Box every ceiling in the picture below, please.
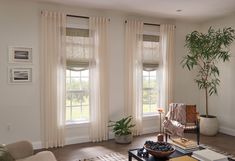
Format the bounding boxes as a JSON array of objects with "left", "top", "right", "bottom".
[{"left": 32, "top": 0, "right": 235, "bottom": 23}]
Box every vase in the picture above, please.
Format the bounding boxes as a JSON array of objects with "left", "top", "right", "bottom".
[{"left": 200, "top": 115, "right": 219, "bottom": 136}]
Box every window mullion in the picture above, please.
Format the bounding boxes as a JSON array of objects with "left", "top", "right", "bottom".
[
  {"left": 70, "top": 70, "right": 73, "bottom": 121},
  {"left": 148, "top": 72, "right": 151, "bottom": 113},
  {"left": 80, "top": 71, "right": 82, "bottom": 114}
]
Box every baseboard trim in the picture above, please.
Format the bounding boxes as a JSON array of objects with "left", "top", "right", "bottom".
[
  {"left": 33, "top": 127, "right": 159, "bottom": 149},
  {"left": 108, "top": 127, "right": 159, "bottom": 139},
  {"left": 65, "top": 136, "right": 90, "bottom": 145},
  {"left": 32, "top": 136, "right": 90, "bottom": 150},
  {"left": 108, "top": 131, "right": 115, "bottom": 139},
  {"left": 32, "top": 141, "right": 42, "bottom": 150},
  {"left": 143, "top": 127, "right": 159, "bottom": 134},
  {"left": 219, "top": 126, "right": 235, "bottom": 136}
]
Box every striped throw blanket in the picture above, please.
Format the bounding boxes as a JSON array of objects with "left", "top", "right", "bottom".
[{"left": 163, "top": 103, "right": 186, "bottom": 137}]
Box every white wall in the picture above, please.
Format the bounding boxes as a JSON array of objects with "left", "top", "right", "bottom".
[
  {"left": 174, "top": 21, "right": 200, "bottom": 105},
  {"left": 173, "top": 14, "right": 235, "bottom": 136},
  {"left": 0, "top": 0, "right": 41, "bottom": 146},
  {"left": 199, "top": 14, "right": 235, "bottom": 136},
  {"left": 0, "top": 0, "right": 200, "bottom": 148}
]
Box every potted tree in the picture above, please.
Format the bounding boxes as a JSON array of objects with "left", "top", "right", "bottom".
[
  {"left": 182, "top": 27, "right": 235, "bottom": 136},
  {"left": 108, "top": 116, "right": 135, "bottom": 144}
]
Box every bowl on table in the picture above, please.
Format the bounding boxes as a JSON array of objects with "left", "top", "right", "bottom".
[{"left": 144, "top": 141, "right": 175, "bottom": 158}]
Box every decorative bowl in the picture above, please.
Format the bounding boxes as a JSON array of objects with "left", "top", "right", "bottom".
[{"left": 144, "top": 142, "right": 175, "bottom": 158}]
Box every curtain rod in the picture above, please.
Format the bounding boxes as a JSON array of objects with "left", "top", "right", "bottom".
[
  {"left": 67, "top": 14, "right": 89, "bottom": 19},
  {"left": 144, "top": 23, "right": 160, "bottom": 27},
  {"left": 124, "top": 20, "right": 160, "bottom": 27},
  {"left": 125, "top": 20, "right": 176, "bottom": 28},
  {"left": 40, "top": 12, "right": 89, "bottom": 19},
  {"left": 67, "top": 14, "right": 110, "bottom": 21}
]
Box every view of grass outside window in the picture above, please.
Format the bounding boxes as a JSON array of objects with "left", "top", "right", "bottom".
[
  {"left": 142, "top": 38, "right": 160, "bottom": 116},
  {"left": 66, "top": 69, "right": 89, "bottom": 123},
  {"left": 143, "top": 70, "right": 159, "bottom": 115}
]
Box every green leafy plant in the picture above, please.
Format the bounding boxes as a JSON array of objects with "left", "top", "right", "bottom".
[
  {"left": 182, "top": 27, "right": 235, "bottom": 117},
  {"left": 108, "top": 116, "right": 135, "bottom": 136}
]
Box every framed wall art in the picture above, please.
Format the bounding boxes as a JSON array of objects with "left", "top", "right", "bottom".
[
  {"left": 8, "top": 67, "right": 32, "bottom": 84},
  {"left": 8, "top": 46, "right": 33, "bottom": 64}
]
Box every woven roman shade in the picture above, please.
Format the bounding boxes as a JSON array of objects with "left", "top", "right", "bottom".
[
  {"left": 143, "top": 63, "right": 159, "bottom": 71},
  {"left": 143, "top": 34, "right": 160, "bottom": 71},
  {"left": 66, "top": 27, "right": 90, "bottom": 71},
  {"left": 66, "top": 60, "right": 89, "bottom": 71},
  {"left": 66, "top": 28, "right": 89, "bottom": 37},
  {"left": 143, "top": 34, "right": 159, "bottom": 42}
]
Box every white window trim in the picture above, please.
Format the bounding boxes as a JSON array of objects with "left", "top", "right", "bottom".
[
  {"left": 142, "top": 35, "right": 161, "bottom": 117},
  {"left": 142, "top": 70, "right": 160, "bottom": 116},
  {"left": 66, "top": 121, "right": 90, "bottom": 128},
  {"left": 142, "top": 113, "right": 160, "bottom": 120},
  {"left": 65, "top": 69, "right": 90, "bottom": 124}
]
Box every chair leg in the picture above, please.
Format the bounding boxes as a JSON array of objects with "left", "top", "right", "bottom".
[{"left": 197, "top": 126, "right": 200, "bottom": 145}]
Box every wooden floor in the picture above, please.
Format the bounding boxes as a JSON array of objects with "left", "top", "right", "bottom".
[{"left": 44, "top": 133, "right": 235, "bottom": 161}]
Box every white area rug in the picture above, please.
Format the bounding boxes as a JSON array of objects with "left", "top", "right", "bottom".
[
  {"left": 82, "top": 153, "right": 127, "bottom": 161},
  {"left": 200, "top": 144, "right": 235, "bottom": 160}
]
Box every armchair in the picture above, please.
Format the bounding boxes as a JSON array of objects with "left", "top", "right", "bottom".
[
  {"left": 164, "top": 104, "right": 200, "bottom": 145},
  {"left": 2, "top": 141, "right": 57, "bottom": 161}
]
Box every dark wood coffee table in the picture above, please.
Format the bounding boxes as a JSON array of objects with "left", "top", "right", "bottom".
[{"left": 128, "top": 148, "right": 235, "bottom": 161}]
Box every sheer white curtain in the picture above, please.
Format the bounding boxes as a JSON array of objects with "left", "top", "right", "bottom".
[
  {"left": 160, "top": 24, "right": 175, "bottom": 111},
  {"left": 124, "top": 20, "right": 143, "bottom": 136},
  {"left": 41, "top": 11, "right": 66, "bottom": 148},
  {"left": 89, "top": 17, "right": 109, "bottom": 142}
]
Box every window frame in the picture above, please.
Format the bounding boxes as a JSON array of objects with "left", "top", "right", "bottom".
[
  {"left": 142, "top": 69, "right": 160, "bottom": 116},
  {"left": 65, "top": 26, "right": 91, "bottom": 125},
  {"left": 65, "top": 69, "right": 90, "bottom": 124},
  {"left": 142, "top": 34, "right": 161, "bottom": 117}
]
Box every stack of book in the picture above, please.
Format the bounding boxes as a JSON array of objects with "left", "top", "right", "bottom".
[
  {"left": 170, "top": 138, "right": 199, "bottom": 154},
  {"left": 170, "top": 156, "right": 197, "bottom": 161},
  {"left": 192, "top": 149, "right": 228, "bottom": 161}
]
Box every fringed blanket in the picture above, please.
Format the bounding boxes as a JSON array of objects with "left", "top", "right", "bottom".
[{"left": 163, "top": 103, "right": 186, "bottom": 137}]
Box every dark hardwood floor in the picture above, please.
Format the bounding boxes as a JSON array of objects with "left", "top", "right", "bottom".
[{"left": 42, "top": 133, "right": 235, "bottom": 161}]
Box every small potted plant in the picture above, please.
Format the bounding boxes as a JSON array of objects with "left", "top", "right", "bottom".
[{"left": 108, "top": 116, "right": 135, "bottom": 144}]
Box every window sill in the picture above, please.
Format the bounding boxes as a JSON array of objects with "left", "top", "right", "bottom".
[
  {"left": 143, "top": 114, "right": 160, "bottom": 120},
  {"left": 66, "top": 121, "right": 90, "bottom": 128}
]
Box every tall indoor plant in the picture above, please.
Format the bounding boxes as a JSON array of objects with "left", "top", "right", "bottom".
[{"left": 182, "top": 27, "right": 235, "bottom": 135}]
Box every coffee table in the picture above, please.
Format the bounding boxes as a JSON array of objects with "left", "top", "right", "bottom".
[
  {"left": 128, "top": 148, "right": 235, "bottom": 161},
  {"left": 128, "top": 148, "right": 189, "bottom": 161}
]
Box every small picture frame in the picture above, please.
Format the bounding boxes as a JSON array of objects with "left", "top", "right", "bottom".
[
  {"left": 8, "top": 67, "right": 32, "bottom": 84},
  {"left": 8, "top": 46, "right": 33, "bottom": 64}
]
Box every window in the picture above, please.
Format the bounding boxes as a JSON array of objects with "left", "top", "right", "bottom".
[
  {"left": 66, "top": 69, "right": 89, "bottom": 123},
  {"left": 65, "top": 27, "right": 90, "bottom": 124},
  {"left": 142, "top": 35, "right": 160, "bottom": 116},
  {"left": 143, "top": 70, "right": 159, "bottom": 115}
]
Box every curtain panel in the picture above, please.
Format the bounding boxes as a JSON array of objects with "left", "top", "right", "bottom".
[
  {"left": 160, "top": 24, "right": 175, "bottom": 111},
  {"left": 89, "top": 17, "right": 109, "bottom": 142},
  {"left": 40, "top": 11, "right": 66, "bottom": 148},
  {"left": 124, "top": 20, "right": 144, "bottom": 136}
]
